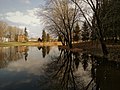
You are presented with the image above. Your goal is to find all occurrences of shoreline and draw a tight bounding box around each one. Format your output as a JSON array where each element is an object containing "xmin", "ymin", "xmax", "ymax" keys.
[
  {"xmin": 0, "ymin": 41, "xmax": 62, "ymax": 47},
  {"xmin": 1, "ymin": 41, "xmax": 120, "ymax": 50},
  {"xmin": 1, "ymin": 41, "xmax": 120, "ymax": 61}
]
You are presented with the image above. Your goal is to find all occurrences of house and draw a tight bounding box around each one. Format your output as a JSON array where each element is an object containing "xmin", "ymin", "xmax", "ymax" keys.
[{"xmin": 17, "ymin": 34, "xmax": 26, "ymax": 42}]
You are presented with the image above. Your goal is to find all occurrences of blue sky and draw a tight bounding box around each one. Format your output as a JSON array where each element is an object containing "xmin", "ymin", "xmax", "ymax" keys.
[{"xmin": 0, "ymin": 0, "xmax": 46, "ymax": 38}]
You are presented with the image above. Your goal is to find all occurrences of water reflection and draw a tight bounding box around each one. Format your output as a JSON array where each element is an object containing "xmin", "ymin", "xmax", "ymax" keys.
[
  {"xmin": 44, "ymin": 50, "xmax": 90, "ymax": 90},
  {"xmin": 0, "ymin": 46, "xmax": 53, "ymax": 73},
  {"xmin": 73, "ymin": 52, "xmax": 80, "ymax": 69},
  {"xmin": 90, "ymin": 56, "xmax": 120, "ymax": 90},
  {"xmin": 37, "ymin": 46, "xmax": 51, "ymax": 58},
  {"xmin": 0, "ymin": 46, "xmax": 57, "ymax": 90},
  {"xmin": 0, "ymin": 46, "xmax": 28, "ymax": 68},
  {"xmin": 24, "ymin": 47, "xmax": 29, "ymax": 61},
  {"xmin": 0, "ymin": 46, "xmax": 120, "ymax": 90},
  {"xmin": 44, "ymin": 49, "xmax": 120, "ymax": 90},
  {"xmin": 37, "ymin": 46, "xmax": 42, "ymax": 50}
]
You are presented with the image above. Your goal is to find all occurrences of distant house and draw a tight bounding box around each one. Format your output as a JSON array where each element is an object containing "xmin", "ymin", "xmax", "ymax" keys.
[{"xmin": 17, "ymin": 34, "xmax": 26, "ymax": 42}]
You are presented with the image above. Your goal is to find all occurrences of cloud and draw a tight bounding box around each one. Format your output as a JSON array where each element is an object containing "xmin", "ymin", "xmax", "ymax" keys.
[
  {"xmin": 0, "ymin": 8, "xmax": 44, "ymax": 38},
  {"xmin": 5, "ymin": 8, "xmax": 40, "ymax": 26},
  {"xmin": 21, "ymin": 0, "xmax": 31, "ymax": 4}
]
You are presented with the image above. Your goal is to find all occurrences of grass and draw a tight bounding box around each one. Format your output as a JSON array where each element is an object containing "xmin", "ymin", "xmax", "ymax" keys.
[
  {"xmin": 1, "ymin": 41, "xmax": 120, "ymax": 60},
  {"xmin": 0, "ymin": 41, "xmax": 62, "ymax": 47}
]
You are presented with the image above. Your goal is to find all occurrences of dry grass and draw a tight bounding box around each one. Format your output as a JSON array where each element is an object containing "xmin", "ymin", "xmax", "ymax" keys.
[{"xmin": 0, "ymin": 41, "xmax": 62, "ymax": 47}]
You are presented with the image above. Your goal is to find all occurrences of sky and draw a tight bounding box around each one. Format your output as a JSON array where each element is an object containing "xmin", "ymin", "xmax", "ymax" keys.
[{"xmin": 0, "ymin": 0, "xmax": 46, "ymax": 38}]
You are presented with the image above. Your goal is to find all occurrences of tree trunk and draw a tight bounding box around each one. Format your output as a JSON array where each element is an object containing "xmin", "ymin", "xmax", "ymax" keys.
[
  {"xmin": 99, "ymin": 37, "xmax": 108, "ymax": 57},
  {"xmin": 69, "ymin": 41, "xmax": 73, "ymax": 48}
]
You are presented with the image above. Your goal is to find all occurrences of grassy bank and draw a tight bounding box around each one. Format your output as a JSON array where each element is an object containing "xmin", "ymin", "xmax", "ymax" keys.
[
  {"xmin": 58, "ymin": 41, "xmax": 120, "ymax": 57},
  {"xmin": 0, "ymin": 41, "xmax": 62, "ymax": 47}
]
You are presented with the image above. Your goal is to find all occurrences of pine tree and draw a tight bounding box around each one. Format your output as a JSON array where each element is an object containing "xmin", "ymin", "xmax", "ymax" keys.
[
  {"xmin": 42, "ymin": 30, "xmax": 46, "ymax": 42},
  {"xmin": 73, "ymin": 23, "xmax": 80, "ymax": 42},
  {"xmin": 46, "ymin": 33, "xmax": 50, "ymax": 42},
  {"xmin": 82, "ymin": 22, "xmax": 89, "ymax": 41},
  {"xmin": 24, "ymin": 27, "xmax": 28, "ymax": 37},
  {"xmin": 24, "ymin": 27, "xmax": 28, "ymax": 41}
]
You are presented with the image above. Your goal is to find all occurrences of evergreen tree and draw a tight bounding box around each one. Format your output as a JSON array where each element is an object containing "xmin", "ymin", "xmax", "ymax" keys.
[
  {"xmin": 42, "ymin": 30, "xmax": 47, "ymax": 42},
  {"xmin": 58, "ymin": 35, "xmax": 61, "ymax": 42},
  {"xmin": 101, "ymin": 0, "xmax": 120, "ymax": 42},
  {"xmin": 24, "ymin": 27, "xmax": 28, "ymax": 41},
  {"xmin": 46, "ymin": 33, "xmax": 50, "ymax": 42},
  {"xmin": 82, "ymin": 22, "xmax": 89, "ymax": 41},
  {"xmin": 73, "ymin": 23, "xmax": 80, "ymax": 42},
  {"xmin": 24, "ymin": 27, "xmax": 28, "ymax": 37},
  {"xmin": 58, "ymin": 34, "xmax": 63, "ymax": 42},
  {"xmin": 91, "ymin": 29, "xmax": 97, "ymax": 40}
]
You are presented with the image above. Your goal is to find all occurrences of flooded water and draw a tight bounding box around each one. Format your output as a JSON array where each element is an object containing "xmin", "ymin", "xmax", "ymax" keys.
[{"xmin": 0, "ymin": 46, "xmax": 120, "ymax": 90}]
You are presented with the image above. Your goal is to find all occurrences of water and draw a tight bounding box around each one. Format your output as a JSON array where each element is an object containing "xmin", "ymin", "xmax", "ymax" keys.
[
  {"xmin": 0, "ymin": 46, "xmax": 59, "ymax": 90},
  {"xmin": 0, "ymin": 46, "xmax": 120, "ymax": 90}
]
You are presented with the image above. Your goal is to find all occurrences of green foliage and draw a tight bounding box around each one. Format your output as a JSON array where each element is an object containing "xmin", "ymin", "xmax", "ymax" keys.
[
  {"xmin": 46, "ymin": 33, "xmax": 50, "ymax": 42},
  {"xmin": 74, "ymin": 23, "xmax": 80, "ymax": 34},
  {"xmin": 24, "ymin": 27, "xmax": 28, "ymax": 37},
  {"xmin": 73, "ymin": 23, "xmax": 80, "ymax": 42},
  {"xmin": 98, "ymin": 0, "xmax": 120, "ymax": 42},
  {"xmin": 58, "ymin": 35, "xmax": 61, "ymax": 42},
  {"xmin": 24, "ymin": 27, "xmax": 28, "ymax": 42},
  {"xmin": 42, "ymin": 30, "xmax": 51, "ymax": 42},
  {"xmin": 82, "ymin": 22, "xmax": 89, "ymax": 41},
  {"xmin": 42, "ymin": 30, "xmax": 47, "ymax": 42},
  {"xmin": 58, "ymin": 35, "xmax": 63, "ymax": 42},
  {"xmin": 91, "ymin": 30, "xmax": 97, "ymax": 40}
]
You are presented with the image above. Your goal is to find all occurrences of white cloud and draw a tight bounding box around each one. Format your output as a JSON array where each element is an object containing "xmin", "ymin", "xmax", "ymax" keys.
[
  {"xmin": 5, "ymin": 8, "xmax": 40, "ymax": 26},
  {"xmin": 0, "ymin": 8, "xmax": 44, "ymax": 38}
]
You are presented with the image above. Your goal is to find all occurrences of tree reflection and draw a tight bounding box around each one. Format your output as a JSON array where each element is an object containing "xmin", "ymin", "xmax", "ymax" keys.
[
  {"xmin": 0, "ymin": 46, "xmax": 29, "ymax": 68},
  {"xmin": 42, "ymin": 46, "xmax": 46, "ymax": 58},
  {"xmin": 41, "ymin": 46, "xmax": 50, "ymax": 58},
  {"xmin": 81, "ymin": 53, "xmax": 89, "ymax": 71},
  {"xmin": 86, "ymin": 55, "xmax": 120, "ymax": 90},
  {"xmin": 37, "ymin": 46, "xmax": 51, "ymax": 58},
  {"xmin": 37, "ymin": 46, "xmax": 42, "ymax": 50},
  {"xmin": 44, "ymin": 50, "xmax": 85, "ymax": 90},
  {"xmin": 44, "ymin": 49, "xmax": 120, "ymax": 90},
  {"xmin": 46, "ymin": 46, "xmax": 50, "ymax": 54},
  {"xmin": 53, "ymin": 50, "xmax": 78, "ymax": 90},
  {"xmin": 24, "ymin": 47, "xmax": 29, "ymax": 61},
  {"xmin": 73, "ymin": 52, "xmax": 80, "ymax": 69}
]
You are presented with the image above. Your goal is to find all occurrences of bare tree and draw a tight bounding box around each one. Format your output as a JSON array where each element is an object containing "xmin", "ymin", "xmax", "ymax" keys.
[
  {"xmin": 39, "ymin": 0, "xmax": 80, "ymax": 48},
  {"xmin": 0, "ymin": 21, "xmax": 8, "ymax": 42},
  {"xmin": 0, "ymin": 21, "xmax": 24, "ymax": 42}
]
